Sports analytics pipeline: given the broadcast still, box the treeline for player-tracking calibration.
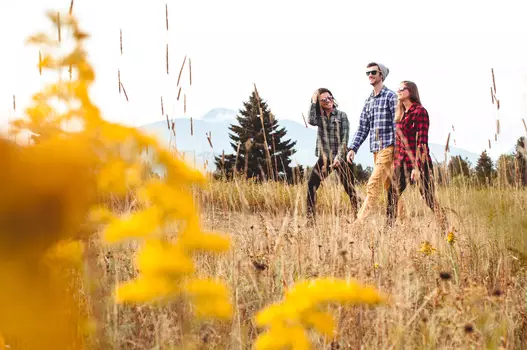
[433,137,526,187]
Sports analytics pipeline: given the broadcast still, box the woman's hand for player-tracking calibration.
[311,90,319,104]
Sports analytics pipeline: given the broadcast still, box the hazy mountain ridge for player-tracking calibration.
[140,108,480,171]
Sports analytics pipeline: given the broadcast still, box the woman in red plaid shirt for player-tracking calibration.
[386,81,446,230]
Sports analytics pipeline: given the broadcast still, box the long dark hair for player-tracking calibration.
[395,81,422,122]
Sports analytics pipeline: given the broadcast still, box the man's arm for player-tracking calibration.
[349,103,370,153]
[389,92,398,131]
[308,103,319,126]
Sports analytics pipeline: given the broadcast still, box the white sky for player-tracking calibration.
[1,0,526,159]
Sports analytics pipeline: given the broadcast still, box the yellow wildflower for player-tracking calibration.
[418,241,437,256]
[303,310,335,337]
[102,207,161,243]
[180,217,231,253]
[193,299,233,320]
[254,324,310,350]
[254,278,386,349]
[446,231,456,245]
[115,276,179,303]
[136,239,195,277]
[44,239,84,267]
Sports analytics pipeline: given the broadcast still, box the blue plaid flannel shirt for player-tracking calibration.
[349,86,397,154]
[308,104,349,162]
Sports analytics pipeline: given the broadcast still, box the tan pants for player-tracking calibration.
[357,145,394,220]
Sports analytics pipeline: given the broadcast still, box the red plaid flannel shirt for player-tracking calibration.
[394,103,432,171]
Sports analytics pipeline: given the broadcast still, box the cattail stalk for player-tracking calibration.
[253,83,274,181]
[166,44,169,74]
[302,113,308,128]
[445,132,451,153]
[161,96,164,115]
[489,139,492,149]
[13,95,16,111]
[120,29,123,55]
[38,51,42,75]
[190,117,194,135]
[207,131,213,148]
[189,58,192,86]
[177,87,182,101]
[165,4,169,31]
[522,118,527,133]
[57,12,61,42]
[490,87,495,104]
[497,119,500,135]
[120,82,129,101]
[177,55,187,87]
[69,0,74,15]
[165,114,170,130]
[118,69,121,94]
[491,68,497,93]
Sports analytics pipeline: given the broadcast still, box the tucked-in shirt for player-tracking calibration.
[349,86,397,154]
[393,103,432,171]
[308,104,349,161]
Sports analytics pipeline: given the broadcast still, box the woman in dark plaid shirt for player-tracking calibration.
[386,81,446,230]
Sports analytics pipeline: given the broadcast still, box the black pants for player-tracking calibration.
[386,161,438,225]
[306,157,359,219]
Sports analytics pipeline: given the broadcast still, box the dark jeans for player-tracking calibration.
[386,161,438,226]
[306,157,359,219]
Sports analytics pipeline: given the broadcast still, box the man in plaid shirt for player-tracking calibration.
[306,88,359,222]
[347,62,397,220]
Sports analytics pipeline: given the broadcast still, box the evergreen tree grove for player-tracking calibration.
[214,89,299,182]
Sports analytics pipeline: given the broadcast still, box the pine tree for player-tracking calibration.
[475,150,494,185]
[448,155,471,178]
[214,89,298,182]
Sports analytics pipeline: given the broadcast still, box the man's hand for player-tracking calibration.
[346,149,355,163]
[331,157,341,169]
[411,169,420,182]
[311,90,319,104]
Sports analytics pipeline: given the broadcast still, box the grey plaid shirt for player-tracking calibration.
[349,85,397,154]
[308,104,350,162]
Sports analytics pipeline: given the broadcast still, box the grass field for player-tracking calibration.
[92,177,527,349]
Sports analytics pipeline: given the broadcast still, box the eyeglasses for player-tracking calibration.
[320,97,333,103]
[397,87,409,92]
[366,70,379,76]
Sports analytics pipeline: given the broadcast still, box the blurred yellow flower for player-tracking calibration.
[418,241,437,256]
[446,231,456,245]
[1,10,233,349]
[136,239,195,277]
[115,276,179,303]
[44,239,85,267]
[254,278,386,349]
[102,207,161,243]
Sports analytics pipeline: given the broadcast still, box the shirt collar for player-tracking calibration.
[370,85,388,98]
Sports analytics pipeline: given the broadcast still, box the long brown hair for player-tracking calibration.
[395,81,422,122]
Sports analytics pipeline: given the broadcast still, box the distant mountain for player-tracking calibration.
[140,108,479,171]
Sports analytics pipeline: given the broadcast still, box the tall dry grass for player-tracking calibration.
[93,173,527,349]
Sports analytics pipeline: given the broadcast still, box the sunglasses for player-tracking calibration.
[366,70,379,76]
[397,87,409,92]
[320,97,334,103]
